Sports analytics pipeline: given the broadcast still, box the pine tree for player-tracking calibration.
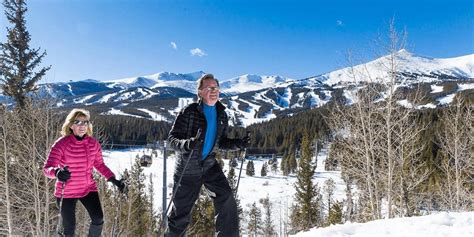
[281,145,297,176]
[291,133,321,232]
[227,166,244,232]
[324,178,336,215]
[229,157,238,168]
[323,178,339,227]
[148,173,157,235]
[260,196,276,236]
[124,159,153,236]
[326,201,343,226]
[0,0,50,109]
[283,143,298,175]
[261,161,268,177]
[281,152,290,176]
[246,160,255,176]
[288,149,297,174]
[247,202,262,237]
[270,154,278,174]
[227,166,237,193]
[189,188,215,236]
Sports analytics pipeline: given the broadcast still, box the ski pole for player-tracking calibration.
[156,129,201,237]
[55,166,68,237]
[235,147,247,195]
[111,178,127,237]
[235,131,250,195]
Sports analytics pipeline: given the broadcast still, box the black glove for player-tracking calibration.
[108,177,126,193]
[185,129,202,151]
[55,166,71,182]
[236,134,251,149]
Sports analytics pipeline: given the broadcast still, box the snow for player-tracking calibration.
[308,90,328,108]
[67,84,75,96]
[232,148,347,212]
[281,87,292,107]
[321,51,474,86]
[56,99,66,107]
[225,97,277,127]
[103,148,172,213]
[170,98,194,115]
[101,145,472,237]
[221,74,290,95]
[73,94,95,105]
[292,92,306,108]
[113,90,134,102]
[292,211,474,237]
[101,108,142,119]
[398,100,441,109]
[458,83,474,91]
[104,71,291,95]
[97,92,118,103]
[106,71,203,93]
[103,146,346,235]
[137,108,170,122]
[430,85,444,93]
[417,103,437,109]
[437,93,456,105]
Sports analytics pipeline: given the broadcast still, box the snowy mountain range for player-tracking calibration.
[1,50,473,126]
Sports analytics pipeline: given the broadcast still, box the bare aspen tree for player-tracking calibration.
[0,101,59,236]
[371,19,434,218]
[324,178,336,215]
[330,19,431,220]
[437,97,473,210]
[343,176,355,222]
[329,70,383,220]
[390,105,430,217]
[368,18,409,218]
[0,106,13,235]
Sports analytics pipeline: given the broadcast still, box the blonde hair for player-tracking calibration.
[196,73,219,99]
[61,108,93,137]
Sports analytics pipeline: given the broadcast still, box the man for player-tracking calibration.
[166,73,249,237]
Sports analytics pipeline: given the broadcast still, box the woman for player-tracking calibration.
[43,108,125,237]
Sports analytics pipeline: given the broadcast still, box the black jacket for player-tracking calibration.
[168,100,240,176]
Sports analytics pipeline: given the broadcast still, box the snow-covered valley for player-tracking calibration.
[102,147,472,236]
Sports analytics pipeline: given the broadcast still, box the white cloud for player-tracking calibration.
[190,48,207,57]
[336,20,344,26]
[170,41,177,50]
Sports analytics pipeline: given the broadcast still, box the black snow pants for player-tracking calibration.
[165,162,239,237]
[57,191,104,237]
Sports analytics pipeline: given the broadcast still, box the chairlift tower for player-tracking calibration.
[162,140,168,229]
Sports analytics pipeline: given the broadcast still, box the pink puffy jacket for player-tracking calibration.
[43,135,115,198]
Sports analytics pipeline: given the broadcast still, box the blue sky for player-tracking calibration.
[4,0,472,83]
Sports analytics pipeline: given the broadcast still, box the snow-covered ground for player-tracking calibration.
[103,146,345,234]
[292,211,474,237]
[102,147,472,236]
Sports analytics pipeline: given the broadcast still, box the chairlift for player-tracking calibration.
[140,153,153,167]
